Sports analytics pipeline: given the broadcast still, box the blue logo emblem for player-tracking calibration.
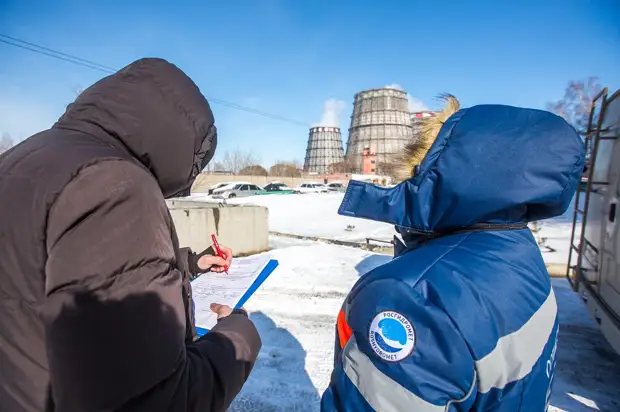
[369,311,415,362]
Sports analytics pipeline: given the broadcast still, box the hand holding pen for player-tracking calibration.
[196,235,232,274]
[210,234,231,274]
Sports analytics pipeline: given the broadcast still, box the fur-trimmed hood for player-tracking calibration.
[340,104,585,233]
[396,94,461,180]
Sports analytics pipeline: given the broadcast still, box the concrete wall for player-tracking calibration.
[167,199,269,256]
[192,173,352,192]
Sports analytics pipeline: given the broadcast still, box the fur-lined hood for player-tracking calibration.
[396,94,460,180]
[340,104,584,233]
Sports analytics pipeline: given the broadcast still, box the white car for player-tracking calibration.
[293,183,329,194]
[211,182,242,196]
[326,182,346,192]
[213,183,263,199]
[208,181,236,195]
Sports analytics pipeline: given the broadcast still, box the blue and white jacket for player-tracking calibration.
[321,105,585,411]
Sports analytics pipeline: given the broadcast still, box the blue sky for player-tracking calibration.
[1,0,619,166]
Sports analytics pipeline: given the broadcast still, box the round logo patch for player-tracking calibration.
[369,311,416,362]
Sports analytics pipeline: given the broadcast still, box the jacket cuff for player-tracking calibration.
[187,251,200,278]
[231,308,248,317]
[178,247,200,280]
[180,246,218,280]
[209,312,261,355]
[215,309,248,324]
[193,246,218,278]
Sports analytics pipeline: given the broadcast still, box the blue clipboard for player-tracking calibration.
[194,259,279,337]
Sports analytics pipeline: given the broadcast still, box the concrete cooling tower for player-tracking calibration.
[345,87,414,173]
[303,126,345,174]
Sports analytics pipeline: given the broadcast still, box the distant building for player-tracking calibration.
[411,111,437,136]
[362,147,377,174]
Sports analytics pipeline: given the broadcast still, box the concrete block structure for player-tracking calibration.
[303,126,345,174]
[167,199,269,256]
[345,87,414,173]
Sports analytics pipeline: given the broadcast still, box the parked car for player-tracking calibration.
[208,181,235,195]
[314,183,329,192]
[326,182,346,192]
[210,182,242,196]
[260,182,295,194]
[212,183,263,199]
[293,183,329,194]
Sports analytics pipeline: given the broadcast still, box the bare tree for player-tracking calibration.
[290,159,303,169]
[376,161,398,178]
[270,162,301,177]
[239,165,268,176]
[328,158,356,174]
[546,77,602,132]
[201,161,213,173]
[0,133,14,155]
[207,161,233,174]
[221,149,259,174]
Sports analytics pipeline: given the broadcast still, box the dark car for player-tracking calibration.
[264,183,290,191]
[260,183,295,195]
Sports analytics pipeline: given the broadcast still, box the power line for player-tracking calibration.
[0,38,113,74]
[0,34,310,127]
[0,34,117,72]
[207,98,310,125]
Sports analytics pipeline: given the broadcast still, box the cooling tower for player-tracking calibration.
[303,126,345,174]
[345,88,414,173]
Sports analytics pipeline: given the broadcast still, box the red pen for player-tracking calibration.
[211,234,229,274]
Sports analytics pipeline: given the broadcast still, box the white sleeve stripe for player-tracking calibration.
[342,336,445,412]
[476,288,558,393]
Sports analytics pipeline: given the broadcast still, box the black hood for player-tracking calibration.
[54,58,217,198]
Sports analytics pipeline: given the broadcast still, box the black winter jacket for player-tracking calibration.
[0,58,261,412]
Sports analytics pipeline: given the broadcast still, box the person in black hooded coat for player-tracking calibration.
[0,58,261,412]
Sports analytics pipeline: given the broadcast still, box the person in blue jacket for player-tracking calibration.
[321,96,585,411]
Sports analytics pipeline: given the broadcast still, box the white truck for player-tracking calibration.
[567,87,620,354]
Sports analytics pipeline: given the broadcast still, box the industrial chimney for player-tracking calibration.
[345,87,414,173]
[303,126,345,174]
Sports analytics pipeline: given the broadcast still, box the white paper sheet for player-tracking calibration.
[191,254,271,330]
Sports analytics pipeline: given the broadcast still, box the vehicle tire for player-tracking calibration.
[228,193,236,198]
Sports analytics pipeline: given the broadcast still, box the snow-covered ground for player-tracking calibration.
[188,192,620,411]
[538,220,576,264]
[189,191,581,265]
[226,242,373,411]
[189,193,395,243]
[206,239,620,412]
[536,195,584,266]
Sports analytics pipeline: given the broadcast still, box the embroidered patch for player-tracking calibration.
[369,311,416,362]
